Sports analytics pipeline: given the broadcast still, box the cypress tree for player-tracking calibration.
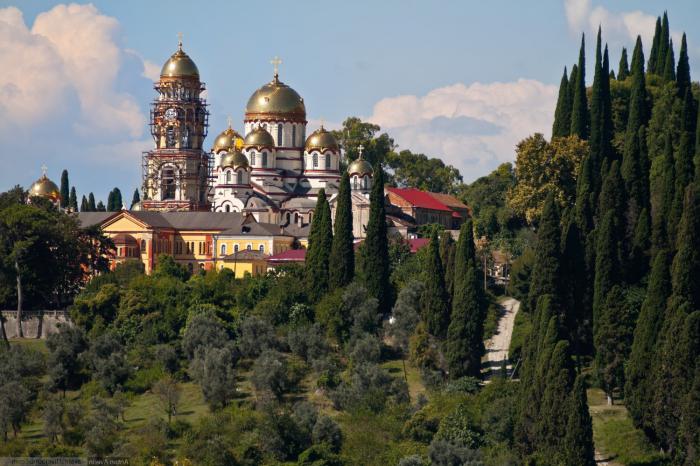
[361,167,391,314]
[80,195,88,212]
[439,231,456,303]
[574,155,596,323]
[570,34,589,140]
[421,229,450,339]
[676,33,691,98]
[589,29,605,177]
[131,189,140,208]
[59,169,69,208]
[593,210,620,334]
[663,38,676,82]
[561,210,589,353]
[107,190,114,212]
[668,91,697,246]
[96,201,106,212]
[552,67,572,138]
[626,250,672,435]
[562,376,596,466]
[113,188,123,211]
[446,220,484,377]
[305,189,332,302]
[617,47,629,80]
[670,184,700,309]
[657,12,670,76]
[527,194,561,313]
[652,134,675,251]
[696,102,700,181]
[648,17,661,74]
[329,172,354,289]
[538,339,575,457]
[88,192,96,212]
[69,187,78,211]
[677,366,700,465]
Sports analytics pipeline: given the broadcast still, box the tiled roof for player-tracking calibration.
[75,212,116,227]
[222,250,267,261]
[427,192,469,210]
[386,187,451,212]
[408,238,430,253]
[267,249,306,263]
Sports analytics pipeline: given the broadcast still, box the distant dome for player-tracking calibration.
[305,126,339,152]
[29,174,61,201]
[245,75,306,120]
[220,150,249,169]
[160,44,199,79]
[244,126,275,148]
[347,158,373,177]
[212,125,244,153]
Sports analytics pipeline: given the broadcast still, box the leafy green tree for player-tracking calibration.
[617,47,629,80]
[552,67,571,137]
[652,133,676,251]
[88,192,96,211]
[329,173,354,289]
[677,366,700,466]
[237,314,276,358]
[182,313,230,359]
[251,349,292,401]
[107,190,114,212]
[570,34,589,139]
[588,28,614,192]
[60,169,69,208]
[83,396,122,456]
[82,333,131,394]
[306,189,332,302]
[96,200,106,212]
[386,149,462,193]
[312,415,343,453]
[361,167,391,314]
[439,231,455,302]
[538,340,575,460]
[330,117,395,168]
[560,209,589,352]
[0,381,31,440]
[152,375,181,424]
[421,230,450,338]
[42,396,65,444]
[562,376,595,466]
[46,324,87,395]
[190,346,236,410]
[527,194,561,312]
[657,13,670,78]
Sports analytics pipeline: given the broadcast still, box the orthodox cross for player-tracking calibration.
[227,116,232,128]
[177,32,183,50]
[319,117,325,129]
[41,164,48,177]
[357,144,364,159]
[271,56,282,77]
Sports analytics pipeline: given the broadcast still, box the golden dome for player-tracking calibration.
[220,150,249,169]
[212,125,244,153]
[29,174,61,201]
[160,45,199,79]
[244,126,275,148]
[347,158,373,177]
[305,126,339,152]
[245,76,306,120]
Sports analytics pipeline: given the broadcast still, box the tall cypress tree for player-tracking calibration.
[527,194,561,313]
[59,169,69,208]
[657,12,670,76]
[538,339,575,459]
[439,231,456,303]
[305,189,332,302]
[80,195,88,212]
[446,220,484,377]
[88,192,96,212]
[107,190,114,212]
[617,47,629,80]
[626,250,671,435]
[361,167,391,314]
[668,91,697,246]
[663,38,676,83]
[552,67,572,138]
[561,210,589,353]
[422,229,450,339]
[570,34,589,140]
[589,28,605,178]
[96,201,106,212]
[329,172,354,289]
[562,375,596,466]
[113,188,123,211]
[676,33,691,98]
[648,16,662,74]
[131,189,140,208]
[69,187,78,211]
[593,210,621,335]
[652,134,675,251]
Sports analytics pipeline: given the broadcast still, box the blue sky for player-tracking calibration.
[1,0,698,203]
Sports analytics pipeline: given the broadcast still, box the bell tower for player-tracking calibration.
[142,35,210,211]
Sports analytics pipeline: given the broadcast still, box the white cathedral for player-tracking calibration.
[139,39,374,228]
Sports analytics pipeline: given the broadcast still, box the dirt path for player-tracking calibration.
[482,297,520,376]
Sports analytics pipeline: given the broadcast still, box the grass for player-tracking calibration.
[381,358,426,401]
[588,388,669,466]
[10,338,49,354]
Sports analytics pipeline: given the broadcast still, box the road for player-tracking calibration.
[482,297,520,376]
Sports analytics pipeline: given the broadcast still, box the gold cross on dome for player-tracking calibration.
[177,32,183,49]
[319,117,325,129]
[41,164,48,176]
[271,56,282,77]
[227,116,232,128]
[357,144,364,159]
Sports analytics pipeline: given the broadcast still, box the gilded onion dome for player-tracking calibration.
[305,126,339,152]
[220,150,249,169]
[347,157,373,177]
[244,126,275,148]
[160,42,199,79]
[212,124,244,153]
[245,75,306,120]
[29,174,61,201]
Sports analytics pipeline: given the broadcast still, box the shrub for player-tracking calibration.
[182,313,230,359]
[312,415,343,452]
[402,409,440,443]
[237,314,277,358]
[251,350,292,401]
[189,346,236,410]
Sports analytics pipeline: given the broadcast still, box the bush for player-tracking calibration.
[312,415,343,452]
[398,455,428,466]
[331,363,409,412]
[435,403,484,450]
[443,376,481,395]
[189,346,236,410]
[182,313,230,359]
[349,334,382,366]
[82,333,131,394]
[428,439,482,466]
[251,350,293,401]
[287,323,328,362]
[402,409,439,443]
[237,314,277,358]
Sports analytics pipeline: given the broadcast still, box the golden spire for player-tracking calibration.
[319,117,325,130]
[177,32,183,51]
[41,164,48,177]
[227,115,232,128]
[270,56,282,80]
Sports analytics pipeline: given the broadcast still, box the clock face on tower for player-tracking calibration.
[165,108,177,121]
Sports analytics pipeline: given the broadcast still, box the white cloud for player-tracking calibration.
[0,4,149,139]
[367,80,558,182]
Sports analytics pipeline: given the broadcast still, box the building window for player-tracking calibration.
[262,152,268,167]
[237,171,243,184]
[353,176,358,190]
[234,244,239,253]
[251,152,256,165]
[259,244,264,253]
[313,153,318,168]
[162,169,176,200]
[363,176,369,189]
[221,244,226,255]
[325,153,331,169]
[226,171,231,183]
[225,205,230,212]
[292,126,296,146]
[247,244,252,251]
[277,125,283,146]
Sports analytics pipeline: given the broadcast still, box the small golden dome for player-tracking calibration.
[244,126,275,148]
[245,76,306,120]
[160,46,199,79]
[220,150,249,169]
[305,126,339,152]
[29,174,61,201]
[212,126,244,153]
[347,158,373,177]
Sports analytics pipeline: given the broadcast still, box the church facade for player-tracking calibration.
[139,41,374,227]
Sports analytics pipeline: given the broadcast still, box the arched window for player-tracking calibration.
[292,126,297,146]
[259,244,265,253]
[251,152,256,165]
[277,125,283,146]
[225,205,230,212]
[353,176,358,190]
[294,212,299,224]
[247,244,252,251]
[262,152,268,167]
[286,212,291,224]
[313,153,318,168]
[166,126,175,148]
[162,168,176,199]
[225,171,231,183]
[237,171,243,185]
[308,212,313,224]
[363,176,369,189]
[325,153,331,169]
[221,244,227,255]
[234,244,239,253]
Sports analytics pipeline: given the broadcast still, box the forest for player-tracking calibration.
[0,12,699,466]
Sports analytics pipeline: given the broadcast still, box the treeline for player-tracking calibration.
[58,169,137,212]
[511,13,699,465]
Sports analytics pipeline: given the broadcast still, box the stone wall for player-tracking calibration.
[1,310,71,339]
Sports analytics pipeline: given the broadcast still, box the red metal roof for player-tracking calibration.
[409,238,430,253]
[267,248,306,263]
[386,187,452,212]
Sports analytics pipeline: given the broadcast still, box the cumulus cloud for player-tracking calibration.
[367,80,557,182]
[0,4,147,138]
